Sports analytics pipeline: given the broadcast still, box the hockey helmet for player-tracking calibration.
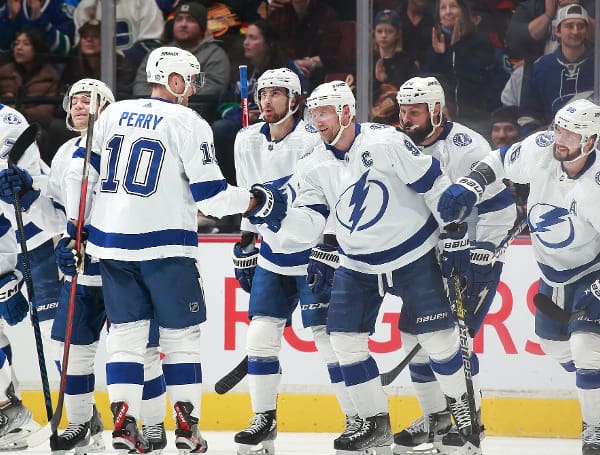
[63,78,115,132]
[307,80,356,119]
[146,46,205,102]
[396,76,445,127]
[254,68,302,124]
[554,99,600,155]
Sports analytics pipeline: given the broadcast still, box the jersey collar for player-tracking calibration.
[325,123,361,160]
[259,117,301,144]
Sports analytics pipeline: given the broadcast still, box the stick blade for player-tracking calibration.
[215,356,248,394]
[533,293,583,323]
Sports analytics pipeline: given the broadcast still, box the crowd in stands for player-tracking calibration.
[0,0,595,232]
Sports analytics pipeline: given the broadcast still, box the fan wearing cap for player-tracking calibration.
[371,9,418,126]
[518,4,594,135]
[133,1,231,123]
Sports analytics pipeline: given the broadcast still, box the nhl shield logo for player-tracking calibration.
[189,302,199,312]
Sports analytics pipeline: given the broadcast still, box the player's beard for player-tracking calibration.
[403,121,433,145]
[553,144,582,162]
[263,107,287,124]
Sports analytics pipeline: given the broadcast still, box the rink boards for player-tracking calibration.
[11,236,582,437]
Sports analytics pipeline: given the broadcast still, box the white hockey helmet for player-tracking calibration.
[63,78,115,132]
[553,98,600,159]
[254,68,302,124]
[396,76,445,127]
[146,46,205,103]
[307,80,356,119]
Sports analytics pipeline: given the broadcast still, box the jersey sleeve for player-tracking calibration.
[181,115,251,218]
[0,212,17,276]
[234,130,259,234]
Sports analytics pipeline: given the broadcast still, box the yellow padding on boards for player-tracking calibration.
[21,391,581,438]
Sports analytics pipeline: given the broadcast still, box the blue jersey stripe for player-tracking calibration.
[260,241,310,267]
[0,214,11,237]
[72,147,101,173]
[537,252,600,283]
[16,222,42,242]
[189,179,227,202]
[477,188,514,214]
[305,204,329,219]
[88,226,198,250]
[339,215,438,266]
[408,159,442,194]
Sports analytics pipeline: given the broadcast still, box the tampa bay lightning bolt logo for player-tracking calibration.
[404,138,420,156]
[335,170,389,233]
[268,174,295,203]
[3,113,21,125]
[452,133,472,147]
[535,131,553,147]
[528,203,574,249]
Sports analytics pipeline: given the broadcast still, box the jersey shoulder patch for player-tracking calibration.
[452,132,472,147]
[534,131,553,147]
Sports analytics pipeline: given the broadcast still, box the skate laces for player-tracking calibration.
[244,413,271,435]
[583,423,600,445]
[406,415,428,435]
[61,422,88,441]
[341,415,363,437]
[143,423,164,441]
[348,417,374,441]
[449,399,472,431]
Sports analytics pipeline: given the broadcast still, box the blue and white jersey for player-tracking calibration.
[65,97,251,262]
[485,131,600,286]
[421,121,516,247]
[28,136,100,286]
[0,212,17,277]
[0,104,58,250]
[235,118,322,275]
[279,123,452,274]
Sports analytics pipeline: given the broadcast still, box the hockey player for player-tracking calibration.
[247,80,482,455]
[232,67,362,454]
[437,98,600,455]
[0,79,169,454]
[393,76,516,454]
[62,47,269,453]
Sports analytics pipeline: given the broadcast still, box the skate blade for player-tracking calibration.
[0,419,46,451]
[237,440,275,454]
[362,446,393,455]
[396,442,445,455]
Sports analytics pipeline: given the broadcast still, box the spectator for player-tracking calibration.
[421,0,499,135]
[500,57,524,107]
[61,19,136,100]
[506,0,595,61]
[0,0,76,59]
[518,4,594,134]
[398,0,435,68]
[265,0,342,90]
[211,18,307,187]
[133,1,230,124]
[74,0,162,70]
[489,105,529,226]
[0,27,60,129]
[371,9,418,126]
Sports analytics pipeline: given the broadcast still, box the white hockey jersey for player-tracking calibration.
[279,123,452,274]
[235,119,322,275]
[0,104,58,250]
[28,137,100,286]
[420,122,516,246]
[485,131,600,286]
[65,98,251,262]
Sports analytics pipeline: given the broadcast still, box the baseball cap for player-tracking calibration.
[374,9,401,29]
[555,4,589,27]
[491,106,518,126]
[175,2,208,31]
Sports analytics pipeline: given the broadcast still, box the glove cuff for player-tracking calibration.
[310,245,340,269]
[591,280,600,300]
[457,176,484,202]
[233,251,258,269]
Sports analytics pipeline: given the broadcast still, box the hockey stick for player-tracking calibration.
[239,65,249,128]
[379,218,528,386]
[6,124,55,442]
[49,86,99,441]
[215,355,248,394]
[533,293,585,324]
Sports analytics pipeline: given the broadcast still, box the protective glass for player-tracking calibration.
[552,123,582,149]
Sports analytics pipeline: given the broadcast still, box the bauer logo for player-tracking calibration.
[535,132,553,147]
[452,133,472,147]
[404,138,420,156]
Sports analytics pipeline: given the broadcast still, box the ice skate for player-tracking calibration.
[334,414,364,454]
[0,383,41,451]
[441,408,484,453]
[583,422,600,454]
[445,395,481,455]
[392,410,451,454]
[88,405,105,452]
[235,410,276,454]
[334,413,393,454]
[50,404,105,454]
[111,401,149,453]
[143,422,167,453]
[174,401,207,454]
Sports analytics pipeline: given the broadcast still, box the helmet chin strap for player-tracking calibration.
[565,139,597,163]
[166,82,190,104]
[327,115,350,147]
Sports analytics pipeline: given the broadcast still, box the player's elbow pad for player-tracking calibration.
[468,161,496,187]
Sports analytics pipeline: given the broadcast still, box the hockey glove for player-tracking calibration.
[245,183,288,232]
[232,242,259,293]
[0,271,29,326]
[55,222,89,276]
[306,243,339,303]
[466,242,503,334]
[0,166,40,210]
[437,175,485,223]
[573,279,600,320]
